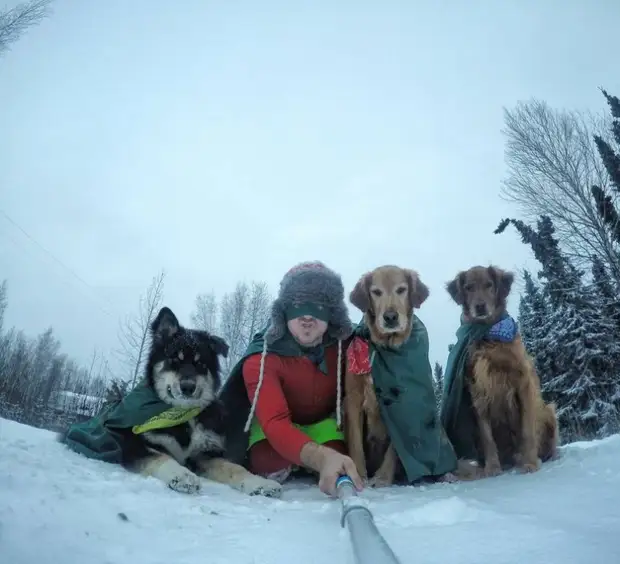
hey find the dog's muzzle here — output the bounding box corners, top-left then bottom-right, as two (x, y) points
(179, 377), (197, 397)
(472, 303), (489, 319)
(382, 309), (399, 329)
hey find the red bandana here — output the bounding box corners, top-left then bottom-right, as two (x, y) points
(347, 336), (372, 375)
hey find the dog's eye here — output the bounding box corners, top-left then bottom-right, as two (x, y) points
(464, 284), (474, 292)
(395, 286), (407, 295)
(485, 281), (493, 289)
(371, 288), (382, 297)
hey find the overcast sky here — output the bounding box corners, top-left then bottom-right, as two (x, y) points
(2, 0), (618, 376)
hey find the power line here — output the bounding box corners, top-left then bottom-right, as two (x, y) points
(0, 208), (117, 319)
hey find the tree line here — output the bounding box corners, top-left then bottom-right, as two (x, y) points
(0, 272), (273, 431)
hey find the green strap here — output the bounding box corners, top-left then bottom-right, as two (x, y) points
(132, 406), (203, 434)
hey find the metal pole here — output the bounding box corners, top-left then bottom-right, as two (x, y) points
(336, 476), (403, 564)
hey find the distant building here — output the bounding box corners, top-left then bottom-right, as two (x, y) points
(48, 390), (103, 420)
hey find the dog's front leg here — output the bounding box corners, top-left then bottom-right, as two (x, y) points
(195, 457), (282, 498)
(517, 381), (541, 473)
(131, 452), (201, 494)
(471, 404), (501, 477)
(367, 442), (397, 488)
(344, 376), (368, 481)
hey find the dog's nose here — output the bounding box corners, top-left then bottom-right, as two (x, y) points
(474, 303), (487, 316)
(179, 378), (196, 396)
(383, 310), (399, 327)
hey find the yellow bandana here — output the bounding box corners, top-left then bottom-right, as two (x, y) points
(132, 406), (203, 434)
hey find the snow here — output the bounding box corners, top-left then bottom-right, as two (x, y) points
(1, 418), (619, 564)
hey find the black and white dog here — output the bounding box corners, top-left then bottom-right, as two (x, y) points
(122, 306), (282, 497)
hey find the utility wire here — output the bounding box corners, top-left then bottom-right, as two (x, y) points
(0, 208), (118, 319)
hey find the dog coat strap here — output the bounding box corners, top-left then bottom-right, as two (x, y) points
(347, 336), (372, 375)
(132, 406), (203, 434)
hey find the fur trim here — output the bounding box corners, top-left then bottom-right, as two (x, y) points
(265, 262), (353, 345)
(265, 299), (287, 345)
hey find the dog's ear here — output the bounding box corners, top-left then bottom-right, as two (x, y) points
(349, 272), (372, 312)
(151, 307), (180, 341)
(405, 269), (429, 309)
(489, 266), (514, 302)
(446, 272), (466, 305)
(209, 335), (229, 359)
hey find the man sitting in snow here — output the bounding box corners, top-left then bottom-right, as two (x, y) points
(219, 261), (364, 496)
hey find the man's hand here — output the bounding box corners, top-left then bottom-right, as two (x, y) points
(300, 442), (364, 497)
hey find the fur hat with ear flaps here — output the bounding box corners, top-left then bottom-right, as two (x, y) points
(243, 261), (354, 433)
(264, 261), (354, 345)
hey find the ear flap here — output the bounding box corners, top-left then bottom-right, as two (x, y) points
(209, 335), (230, 358)
(264, 298), (287, 344)
(446, 273), (465, 305)
(151, 307), (180, 341)
(405, 270), (429, 309)
(327, 302), (354, 340)
(349, 272), (372, 312)
(489, 266), (514, 301)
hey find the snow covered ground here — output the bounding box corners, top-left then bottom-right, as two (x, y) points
(1, 417), (619, 564)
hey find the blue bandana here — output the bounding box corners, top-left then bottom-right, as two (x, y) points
(486, 316), (518, 343)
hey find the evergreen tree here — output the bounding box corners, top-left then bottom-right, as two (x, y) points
(496, 215), (620, 441)
(433, 362), (444, 413)
(591, 89), (620, 244)
(596, 89), (620, 190)
(495, 216), (584, 308)
(591, 255), (620, 334)
(537, 299), (620, 439)
(517, 269), (549, 358)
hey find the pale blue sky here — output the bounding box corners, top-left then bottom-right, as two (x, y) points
(2, 0), (619, 374)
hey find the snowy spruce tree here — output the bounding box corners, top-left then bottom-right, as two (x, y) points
(591, 255), (620, 339)
(496, 215), (620, 441)
(433, 362), (444, 414)
(591, 89), (620, 202)
(517, 269), (550, 362)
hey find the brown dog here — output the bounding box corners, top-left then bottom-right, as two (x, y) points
(344, 265), (430, 487)
(446, 265), (559, 477)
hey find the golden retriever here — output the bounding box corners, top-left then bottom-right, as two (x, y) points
(345, 265), (429, 487)
(446, 265), (559, 477)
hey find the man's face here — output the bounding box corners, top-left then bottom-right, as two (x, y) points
(287, 316), (328, 347)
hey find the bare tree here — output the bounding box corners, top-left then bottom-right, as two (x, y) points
(22, 326), (61, 416)
(103, 377), (130, 410)
(117, 269), (166, 388)
(0, 0), (53, 56)
(0, 279), (7, 334)
(500, 98), (620, 283)
(218, 281), (272, 373)
(219, 282), (250, 373)
(244, 281), (271, 341)
(190, 291), (218, 333)
(0, 328), (17, 395)
(0, 284), (109, 430)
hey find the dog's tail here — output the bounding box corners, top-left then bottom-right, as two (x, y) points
(539, 401), (560, 462)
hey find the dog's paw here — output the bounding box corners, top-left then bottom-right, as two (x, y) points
(519, 459), (541, 474)
(167, 468), (202, 494)
(483, 462), (502, 478)
(436, 472), (458, 483)
(367, 474), (393, 488)
(237, 475), (283, 498)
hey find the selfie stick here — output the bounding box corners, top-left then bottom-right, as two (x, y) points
(336, 475), (403, 564)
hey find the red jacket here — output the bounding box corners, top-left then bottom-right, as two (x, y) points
(242, 343), (344, 466)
